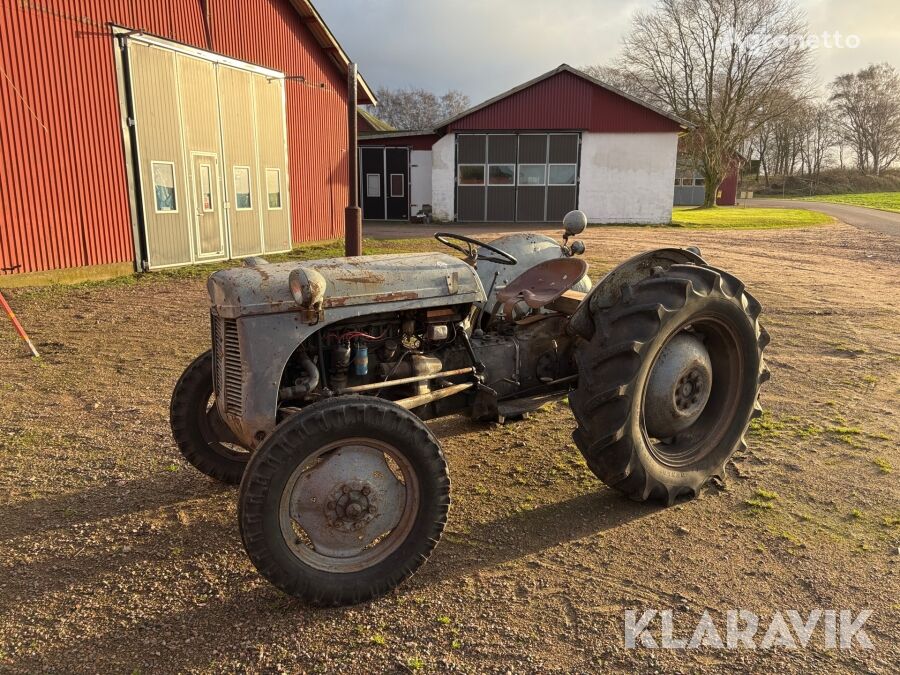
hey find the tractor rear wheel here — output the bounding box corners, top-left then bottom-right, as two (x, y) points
(569, 263), (768, 504)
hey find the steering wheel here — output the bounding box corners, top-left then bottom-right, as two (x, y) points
(434, 233), (518, 265)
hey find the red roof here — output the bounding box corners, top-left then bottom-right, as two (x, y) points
(436, 65), (687, 134)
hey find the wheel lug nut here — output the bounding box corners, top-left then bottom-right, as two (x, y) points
(368, 505), (377, 514)
(362, 486), (370, 496)
(341, 485), (350, 494)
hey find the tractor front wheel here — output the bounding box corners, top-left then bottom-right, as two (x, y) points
(238, 396), (450, 605)
(569, 263), (768, 504)
(170, 351), (250, 484)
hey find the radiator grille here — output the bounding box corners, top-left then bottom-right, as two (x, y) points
(212, 315), (242, 415)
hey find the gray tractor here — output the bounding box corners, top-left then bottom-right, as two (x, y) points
(170, 211), (767, 605)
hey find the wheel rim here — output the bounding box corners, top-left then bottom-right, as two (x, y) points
(200, 396), (249, 460)
(641, 316), (744, 468)
(278, 438), (419, 573)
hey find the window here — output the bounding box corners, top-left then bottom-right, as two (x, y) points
(548, 164), (577, 185)
(458, 165), (485, 185)
(694, 177), (706, 187)
(366, 173), (381, 198)
(266, 168), (282, 209)
(518, 164), (546, 186)
(390, 173), (404, 198)
(199, 164), (213, 212)
(233, 166), (252, 210)
(674, 177), (682, 186)
(488, 164), (515, 185)
(151, 161), (177, 213)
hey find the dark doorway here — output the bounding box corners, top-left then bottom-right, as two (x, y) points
(359, 146), (410, 221)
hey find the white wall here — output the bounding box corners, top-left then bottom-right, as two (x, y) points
(409, 150), (432, 217)
(431, 133), (455, 222)
(578, 132), (679, 224)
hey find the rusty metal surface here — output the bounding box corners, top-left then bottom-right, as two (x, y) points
(208, 252), (485, 319)
(496, 257), (588, 316)
(282, 439), (417, 572)
(474, 233), (593, 311)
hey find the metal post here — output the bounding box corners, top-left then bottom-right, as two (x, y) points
(344, 62), (362, 256)
(0, 289), (40, 358)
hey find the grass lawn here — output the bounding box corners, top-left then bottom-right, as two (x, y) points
(800, 192), (900, 213)
(670, 206), (832, 229)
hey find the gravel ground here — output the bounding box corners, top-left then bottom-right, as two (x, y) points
(0, 222), (898, 673)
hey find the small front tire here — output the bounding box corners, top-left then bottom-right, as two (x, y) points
(170, 351), (249, 484)
(238, 396), (450, 606)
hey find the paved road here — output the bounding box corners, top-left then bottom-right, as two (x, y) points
(742, 198), (900, 237)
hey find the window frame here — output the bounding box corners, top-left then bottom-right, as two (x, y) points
(547, 163), (577, 186)
(199, 163), (213, 213)
(457, 164), (485, 186)
(365, 173), (381, 198)
(233, 165), (253, 211)
(265, 167), (283, 210)
(487, 163), (516, 186)
(517, 163), (546, 186)
(389, 173), (405, 198)
(150, 160), (178, 214)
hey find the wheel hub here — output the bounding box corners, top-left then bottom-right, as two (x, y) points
(326, 481), (378, 531)
(286, 445), (406, 559)
(644, 332), (712, 439)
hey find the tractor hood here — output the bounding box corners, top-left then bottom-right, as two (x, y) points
(207, 252), (485, 319)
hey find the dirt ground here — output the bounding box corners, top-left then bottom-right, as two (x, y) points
(1, 222), (898, 673)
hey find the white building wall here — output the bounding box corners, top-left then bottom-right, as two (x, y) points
(578, 132), (679, 224)
(431, 133), (455, 222)
(409, 149), (432, 217)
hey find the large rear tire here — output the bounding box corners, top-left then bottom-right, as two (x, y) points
(238, 396), (450, 606)
(170, 351), (249, 484)
(569, 263), (768, 504)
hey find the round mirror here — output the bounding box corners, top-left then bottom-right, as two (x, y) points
(562, 210), (587, 236)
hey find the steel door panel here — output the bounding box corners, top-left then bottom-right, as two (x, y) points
(218, 66), (263, 258)
(361, 147), (385, 220)
(516, 186), (545, 221)
(129, 42), (193, 268)
(253, 74), (291, 252)
(457, 186), (486, 221)
(385, 147), (408, 220)
(546, 186), (577, 222)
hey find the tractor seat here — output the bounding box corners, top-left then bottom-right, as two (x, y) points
(494, 257), (588, 319)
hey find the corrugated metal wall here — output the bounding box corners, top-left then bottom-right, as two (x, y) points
(448, 70), (682, 134)
(0, 0), (350, 275)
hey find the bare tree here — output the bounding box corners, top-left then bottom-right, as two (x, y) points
(796, 102), (838, 184)
(366, 87), (470, 131)
(830, 63), (900, 175)
(612, 0), (814, 207)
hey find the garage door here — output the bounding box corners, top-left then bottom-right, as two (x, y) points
(126, 36), (290, 269)
(455, 133), (580, 222)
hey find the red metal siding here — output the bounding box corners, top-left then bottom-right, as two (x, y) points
(448, 70), (683, 134)
(717, 166), (739, 206)
(0, 0), (350, 275)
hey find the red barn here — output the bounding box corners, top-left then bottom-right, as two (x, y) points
(0, 0), (373, 280)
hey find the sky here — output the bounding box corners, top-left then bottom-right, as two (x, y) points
(316, 0), (900, 104)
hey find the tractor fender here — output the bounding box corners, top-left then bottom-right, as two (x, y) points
(568, 247), (707, 339)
